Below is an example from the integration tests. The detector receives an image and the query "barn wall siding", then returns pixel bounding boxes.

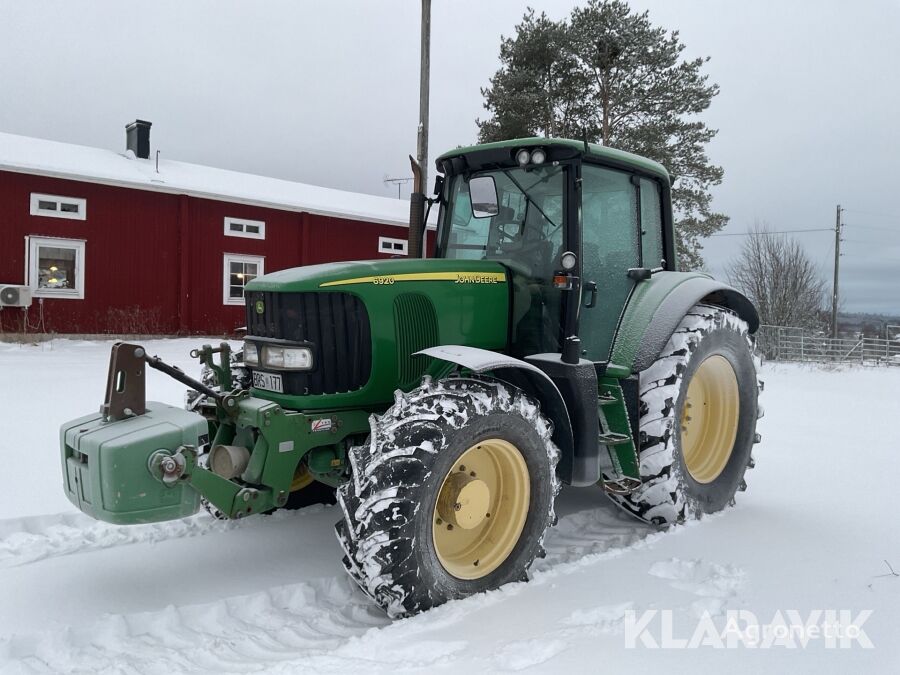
[184,197,306,334]
[0,169,424,335]
[0,171,181,333]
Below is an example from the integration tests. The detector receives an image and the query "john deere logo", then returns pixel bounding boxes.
[255,300,265,315]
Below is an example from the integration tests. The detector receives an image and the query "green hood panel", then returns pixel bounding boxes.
[248,258,509,293]
[245,258,511,410]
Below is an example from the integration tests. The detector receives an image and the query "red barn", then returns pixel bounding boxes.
[0,121,432,335]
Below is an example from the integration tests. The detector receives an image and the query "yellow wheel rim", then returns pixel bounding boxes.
[432,439,530,580]
[290,464,314,492]
[681,354,740,484]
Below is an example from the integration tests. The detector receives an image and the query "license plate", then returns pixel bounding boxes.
[252,371,283,393]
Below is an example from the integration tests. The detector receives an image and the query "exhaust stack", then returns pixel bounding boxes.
[408,155,425,258]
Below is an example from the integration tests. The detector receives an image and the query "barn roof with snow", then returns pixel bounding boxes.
[0,125,436,335]
[0,131,415,228]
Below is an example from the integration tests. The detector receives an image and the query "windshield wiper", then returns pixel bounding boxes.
[502,168,560,233]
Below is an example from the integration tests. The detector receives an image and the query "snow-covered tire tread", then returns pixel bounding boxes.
[335,375,560,618]
[609,302,762,525]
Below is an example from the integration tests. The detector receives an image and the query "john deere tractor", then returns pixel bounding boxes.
[60,138,761,618]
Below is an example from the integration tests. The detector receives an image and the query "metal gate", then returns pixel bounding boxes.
[756,325,900,365]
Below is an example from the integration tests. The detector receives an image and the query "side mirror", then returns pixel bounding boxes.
[432,174,444,198]
[469,175,499,218]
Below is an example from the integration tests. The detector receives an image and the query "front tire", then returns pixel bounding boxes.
[335,376,560,618]
[608,303,761,525]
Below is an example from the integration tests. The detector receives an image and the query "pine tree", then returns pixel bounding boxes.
[478,1,726,269]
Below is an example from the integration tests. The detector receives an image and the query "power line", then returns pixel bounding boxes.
[708,228,833,237]
[842,208,900,220]
[842,238,900,246]
[839,252,900,262]
[846,223,900,233]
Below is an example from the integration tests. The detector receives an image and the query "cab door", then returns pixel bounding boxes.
[579,164,641,362]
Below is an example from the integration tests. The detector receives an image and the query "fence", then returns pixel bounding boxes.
[756,325,900,365]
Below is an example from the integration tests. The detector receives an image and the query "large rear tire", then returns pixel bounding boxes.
[608,303,761,525]
[335,376,560,618]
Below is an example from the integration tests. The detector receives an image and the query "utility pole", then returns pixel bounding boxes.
[831,204,843,338]
[416,0,431,206]
[406,0,431,259]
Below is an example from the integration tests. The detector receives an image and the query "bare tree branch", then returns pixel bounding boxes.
[727,224,828,330]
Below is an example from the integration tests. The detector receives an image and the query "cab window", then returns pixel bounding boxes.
[640,178,664,269]
[580,164,640,362]
[444,167,565,275]
[443,167,567,355]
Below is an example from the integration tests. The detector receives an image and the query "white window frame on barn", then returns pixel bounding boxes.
[25,235,86,299]
[224,217,266,240]
[378,236,408,256]
[223,253,264,305]
[29,193,87,221]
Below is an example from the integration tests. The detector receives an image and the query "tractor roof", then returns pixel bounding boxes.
[437,137,670,184]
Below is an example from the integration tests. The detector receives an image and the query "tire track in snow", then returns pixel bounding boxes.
[539,497,656,569]
[0,496,650,574]
[0,576,391,674]
[0,499,661,673]
[0,507,325,570]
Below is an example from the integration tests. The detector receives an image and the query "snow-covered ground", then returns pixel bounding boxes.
[0,339,897,673]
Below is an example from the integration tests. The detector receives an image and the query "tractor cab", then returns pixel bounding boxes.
[432,138,674,364]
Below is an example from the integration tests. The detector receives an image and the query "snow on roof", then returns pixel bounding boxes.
[0,131,428,228]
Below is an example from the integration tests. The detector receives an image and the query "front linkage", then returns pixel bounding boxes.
[61,342,368,525]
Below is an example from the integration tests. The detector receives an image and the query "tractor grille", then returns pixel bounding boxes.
[394,293,438,388]
[245,291,372,395]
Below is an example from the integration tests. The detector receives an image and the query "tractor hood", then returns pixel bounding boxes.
[247,257,510,293]
[243,258,511,410]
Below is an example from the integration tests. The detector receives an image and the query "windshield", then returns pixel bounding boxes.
[440,165,567,356]
[441,166,565,279]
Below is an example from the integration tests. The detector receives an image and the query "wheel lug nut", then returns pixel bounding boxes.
[436,518,442,525]
[469,471,476,477]
[454,502,461,511]
[447,524,454,531]
[459,465,466,472]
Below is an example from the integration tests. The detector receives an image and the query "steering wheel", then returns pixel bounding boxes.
[493,220,521,244]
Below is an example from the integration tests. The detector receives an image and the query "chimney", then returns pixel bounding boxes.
[125,119,152,159]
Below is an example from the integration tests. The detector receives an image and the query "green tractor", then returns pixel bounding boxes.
[60,138,761,618]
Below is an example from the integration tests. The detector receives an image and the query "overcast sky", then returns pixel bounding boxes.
[2,0,898,314]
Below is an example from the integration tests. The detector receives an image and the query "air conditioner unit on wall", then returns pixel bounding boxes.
[0,285,33,308]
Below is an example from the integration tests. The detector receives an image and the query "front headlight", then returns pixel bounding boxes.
[243,341,259,365]
[263,345,313,370]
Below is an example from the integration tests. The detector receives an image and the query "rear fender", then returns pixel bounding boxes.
[611,272,759,373]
